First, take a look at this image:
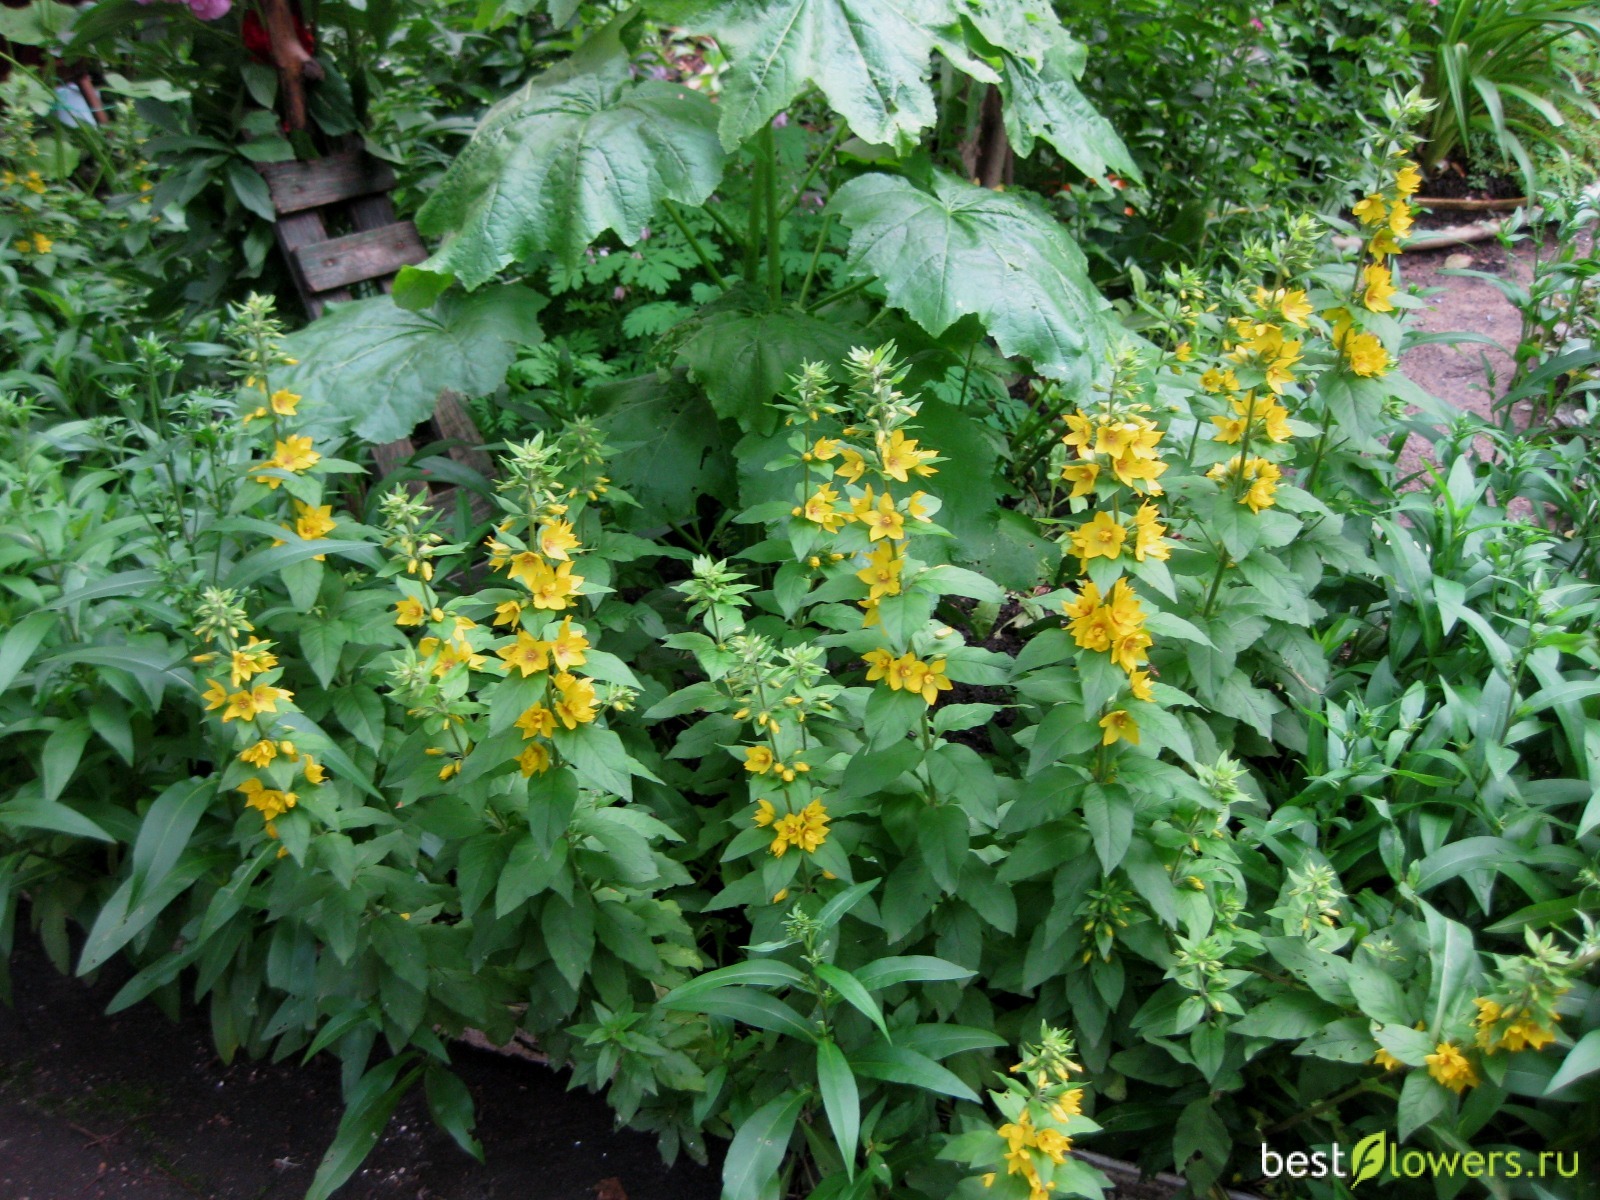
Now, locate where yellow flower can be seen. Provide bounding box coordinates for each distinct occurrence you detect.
[1127,669,1154,702]
[497,631,551,677]
[1173,341,1193,362]
[23,170,46,195]
[515,703,557,739]
[877,429,939,482]
[1211,394,1291,445]
[806,436,840,461]
[768,799,830,856]
[505,551,546,588]
[885,652,928,696]
[1353,193,1387,226]
[1099,709,1139,745]
[1345,330,1390,377]
[548,615,589,671]
[1388,201,1414,240]
[394,597,427,627]
[753,798,777,827]
[301,755,327,784]
[861,648,894,681]
[272,435,320,473]
[1362,263,1397,313]
[552,672,597,728]
[856,490,906,542]
[1061,411,1096,457]
[1424,1042,1478,1094]
[1395,160,1422,197]
[1131,503,1170,562]
[269,389,300,417]
[1069,511,1127,566]
[1500,1017,1557,1053]
[432,636,487,676]
[492,599,524,628]
[538,520,579,561]
[292,501,336,552]
[201,679,230,711]
[1253,287,1313,328]
[31,232,52,254]
[1374,1047,1404,1071]
[834,447,867,483]
[517,743,551,776]
[1199,367,1239,394]
[229,637,279,687]
[744,745,775,774]
[1368,228,1402,257]
[1060,460,1099,498]
[914,657,952,705]
[527,560,584,610]
[800,484,846,532]
[856,542,903,600]
[237,777,297,820]
[239,739,279,768]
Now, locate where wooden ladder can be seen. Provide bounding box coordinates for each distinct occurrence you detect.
[257,148,428,318]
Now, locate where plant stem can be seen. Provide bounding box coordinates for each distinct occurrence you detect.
[1200,547,1229,619]
[744,148,764,283]
[662,199,727,290]
[702,199,746,255]
[762,124,781,306]
[776,123,849,224]
[797,212,834,308]
[805,276,872,313]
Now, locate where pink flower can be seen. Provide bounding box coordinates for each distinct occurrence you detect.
[1249,16,1264,29]
[188,0,231,17]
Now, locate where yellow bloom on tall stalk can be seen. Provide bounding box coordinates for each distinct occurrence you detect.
[237,777,297,820]
[1394,160,1422,197]
[877,429,939,482]
[799,483,846,532]
[230,637,279,687]
[854,488,906,541]
[548,615,589,670]
[856,542,904,599]
[1207,455,1282,514]
[239,739,279,768]
[552,672,597,728]
[1211,393,1292,445]
[744,745,775,774]
[1199,367,1240,395]
[1368,228,1402,257]
[834,447,867,483]
[1099,709,1139,746]
[526,559,584,610]
[1341,330,1391,378]
[1253,287,1313,328]
[1424,1042,1479,1094]
[1131,503,1170,562]
[861,648,894,682]
[292,502,337,551]
[1069,511,1128,567]
[497,630,551,677]
[394,596,427,627]
[768,799,830,856]
[1353,193,1387,226]
[537,520,579,561]
[517,742,551,776]
[1060,460,1099,498]
[221,683,293,723]
[1474,997,1560,1053]
[492,599,524,628]
[269,389,300,417]
[1388,201,1415,240]
[515,703,557,739]
[1362,263,1397,313]
[271,435,320,474]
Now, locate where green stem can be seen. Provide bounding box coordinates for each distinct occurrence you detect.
[702,199,747,255]
[797,212,834,308]
[762,124,781,306]
[662,199,728,290]
[744,147,765,284]
[776,123,849,224]
[1200,548,1229,619]
[804,276,872,313]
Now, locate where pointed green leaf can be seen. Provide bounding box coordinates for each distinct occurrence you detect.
[816,1038,860,1175]
[722,1090,806,1200]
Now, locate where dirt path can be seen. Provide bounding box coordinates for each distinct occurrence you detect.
[0,931,719,1200]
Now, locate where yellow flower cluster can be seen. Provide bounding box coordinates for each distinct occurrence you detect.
[1064,581,1153,683]
[1206,455,1283,514]
[743,744,811,782]
[861,648,952,705]
[501,546,584,610]
[1059,406,1168,493]
[752,797,831,857]
[1065,504,1169,572]
[1473,996,1561,1055]
[1424,1041,1479,1094]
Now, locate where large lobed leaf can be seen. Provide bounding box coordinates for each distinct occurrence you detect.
[278,286,546,444]
[416,31,726,286]
[652,0,952,149]
[830,171,1113,386]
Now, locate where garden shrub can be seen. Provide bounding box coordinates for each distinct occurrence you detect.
[2,3,1600,1199]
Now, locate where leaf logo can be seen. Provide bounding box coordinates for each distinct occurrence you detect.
[1349,1130,1388,1188]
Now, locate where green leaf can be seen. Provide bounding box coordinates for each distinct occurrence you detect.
[662,959,809,1004]
[424,1065,484,1162]
[278,286,547,444]
[305,1053,421,1200]
[676,309,864,436]
[40,719,90,804]
[675,986,818,1041]
[0,797,114,842]
[591,371,736,530]
[656,0,950,148]
[722,1090,806,1200]
[1546,1029,1600,1095]
[830,171,1111,385]
[815,878,880,930]
[814,962,889,1038]
[542,891,596,990]
[847,1042,979,1101]
[816,1038,860,1175]
[416,28,726,281]
[1082,783,1133,874]
[0,612,56,693]
[853,955,974,991]
[129,778,213,907]
[1397,1070,1451,1142]
[495,834,569,916]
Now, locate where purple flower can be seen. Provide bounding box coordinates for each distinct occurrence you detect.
[188,0,231,18]
[1249,16,1264,29]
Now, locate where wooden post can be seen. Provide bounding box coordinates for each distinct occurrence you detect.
[259,0,323,132]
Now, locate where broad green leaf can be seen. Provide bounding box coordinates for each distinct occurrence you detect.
[675,309,864,435]
[0,612,56,692]
[816,1038,860,1174]
[662,958,809,1004]
[675,986,818,1041]
[40,719,90,804]
[655,0,950,148]
[277,286,547,444]
[424,1065,484,1162]
[1083,783,1133,874]
[0,797,114,842]
[853,955,974,991]
[305,1053,422,1200]
[129,778,213,906]
[831,171,1111,385]
[848,1041,979,1101]
[591,370,736,530]
[814,962,889,1038]
[722,1090,806,1200]
[417,30,726,281]
[1546,1029,1600,1095]
[953,0,1136,178]
[815,878,880,929]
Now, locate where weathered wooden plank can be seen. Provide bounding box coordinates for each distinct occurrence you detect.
[293,222,428,294]
[272,209,348,318]
[258,150,396,215]
[433,393,495,477]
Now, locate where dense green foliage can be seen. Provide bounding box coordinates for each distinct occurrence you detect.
[3,3,1600,1200]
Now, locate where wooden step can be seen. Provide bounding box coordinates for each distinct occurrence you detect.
[292,222,428,294]
[258,149,396,214]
